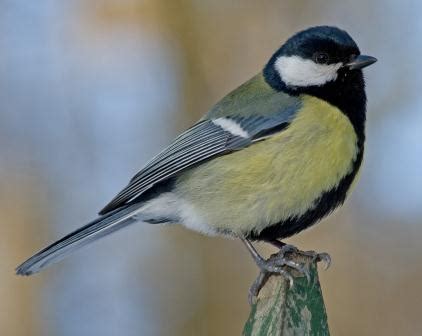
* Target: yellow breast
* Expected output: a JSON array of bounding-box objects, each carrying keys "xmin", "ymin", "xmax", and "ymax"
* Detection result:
[{"xmin": 176, "ymin": 95, "xmax": 359, "ymax": 235}]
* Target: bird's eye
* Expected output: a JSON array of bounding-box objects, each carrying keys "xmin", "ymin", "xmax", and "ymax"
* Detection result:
[{"xmin": 314, "ymin": 52, "xmax": 329, "ymax": 64}]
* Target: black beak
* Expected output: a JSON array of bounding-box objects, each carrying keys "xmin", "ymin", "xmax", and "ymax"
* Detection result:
[{"xmin": 345, "ymin": 55, "xmax": 377, "ymax": 70}]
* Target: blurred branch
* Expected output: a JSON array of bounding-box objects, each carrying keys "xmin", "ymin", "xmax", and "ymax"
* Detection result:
[{"xmin": 243, "ymin": 254, "xmax": 330, "ymax": 336}]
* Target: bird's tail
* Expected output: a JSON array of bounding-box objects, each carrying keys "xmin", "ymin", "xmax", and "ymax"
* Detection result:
[{"xmin": 16, "ymin": 203, "xmax": 143, "ymax": 276}]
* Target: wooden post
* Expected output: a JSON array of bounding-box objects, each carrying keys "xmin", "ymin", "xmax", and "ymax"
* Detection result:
[{"xmin": 243, "ymin": 253, "xmax": 330, "ymax": 336}]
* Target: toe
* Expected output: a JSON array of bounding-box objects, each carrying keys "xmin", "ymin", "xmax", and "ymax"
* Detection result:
[{"xmin": 317, "ymin": 252, "xmax": 332, "ymax": 270}]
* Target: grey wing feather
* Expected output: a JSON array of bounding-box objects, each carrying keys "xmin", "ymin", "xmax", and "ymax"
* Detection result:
[
  {"xmin": 15, "ymin": 120, "xmax": 251, "ymax": 275},
  {"xmin": 99, "ymin": 120, "xmax": 250, "ymax": 215},
  {"xmin": 99, "ymin": 106, "xmax": 299, "ymax": 215},
  {"xmin": 16, "ymin": 79, "xmax": 302, "ymax": 275},
  {"xmin": 16, "ymin": 203, "xmax": 142, "ymax": 275},
  {"xmin": 230, "ymin": 103, "xmax": 299, "ymax": 140}
]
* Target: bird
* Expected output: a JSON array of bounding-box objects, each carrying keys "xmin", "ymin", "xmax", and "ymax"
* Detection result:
[{"xmin": 16, "ymin": 26, "xmax": 376, "ymax": 297}]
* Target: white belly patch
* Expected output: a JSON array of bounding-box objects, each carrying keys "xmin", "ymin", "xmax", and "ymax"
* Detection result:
[{"xmin": 139, "ymin": 192, "xmax": 218, "ymax": 235}]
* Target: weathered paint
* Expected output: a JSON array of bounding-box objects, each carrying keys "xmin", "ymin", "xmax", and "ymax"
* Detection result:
[{"xmin": 243, "ymin": 255, "xmax": 329, "ymax": 336}]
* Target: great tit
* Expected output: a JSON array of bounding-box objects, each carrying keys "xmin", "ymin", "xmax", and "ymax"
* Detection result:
[{"xmin": 16, "ymin": 26, "xmax": 376, "ymax": 282}]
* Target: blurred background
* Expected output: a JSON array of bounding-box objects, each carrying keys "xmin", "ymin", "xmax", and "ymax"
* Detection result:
[{"xmin": 1, "ymin": 0, "xmax": 421, "ymax": 335}]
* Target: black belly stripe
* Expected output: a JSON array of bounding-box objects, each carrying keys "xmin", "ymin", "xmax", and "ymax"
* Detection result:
[
  {"xmin": 259, "ymin": 62, "xmax": 367, "ymax": 241},
  {"xmin": 250, "ymin": 146, "xmax": 364, "ymax": 241}
]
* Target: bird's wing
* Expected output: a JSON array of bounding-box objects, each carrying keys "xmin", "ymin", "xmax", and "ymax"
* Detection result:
[{"xmin": 99, "ymin": 75, "xmax": 301, "ymax": 215}]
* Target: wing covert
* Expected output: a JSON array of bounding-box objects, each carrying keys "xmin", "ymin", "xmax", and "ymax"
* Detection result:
[
  {"xmin": 99, "ymin": 75, "xmax": 302, "ymax": 215},
  {"xmin": 99, "ymin": 120, "xmax": 250, "ymax": 215}
]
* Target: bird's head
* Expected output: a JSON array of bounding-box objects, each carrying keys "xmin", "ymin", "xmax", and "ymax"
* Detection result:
[{"xmin": 264, "ymin": 26, "xmax": 377, "ymax": 96}]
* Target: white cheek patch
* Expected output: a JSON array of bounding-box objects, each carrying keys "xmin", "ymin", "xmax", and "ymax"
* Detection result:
[
  {"xmin": 212, "ymin": 117, "xmax": 249, "ymax": 138},
  {"xmin": 275, "ymin": 55, "xmax": 343, "ymax": 87}
]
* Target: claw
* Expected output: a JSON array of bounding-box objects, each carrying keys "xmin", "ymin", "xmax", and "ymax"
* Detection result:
[
  {"xmin": 279, "ymin": 268, "xmax": 294, "ymax": 288},
  {"xmin": 279, "ymin": 258, "xmax": 301, "ymax": 271},
  {"xmin": 317, "ymin": 252, "xmax": 332, "ymax": 270},
  {"xmin": 293, "ymin": 249, "xmax": 332, "ymax": 271},
  {"xmin": 248, "ymin": 272, "xmax": 269, "ymax": 305},
  {"xmin": 281, "ymin": 260, "xmax": 310, "ymax": 282}
]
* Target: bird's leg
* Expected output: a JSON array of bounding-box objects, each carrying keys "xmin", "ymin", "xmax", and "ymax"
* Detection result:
[
  {"xmin": 266, "ymin": 239, "xmax": 286, "ymax": 249},
  {"xmin": 241, "ymin": 238, "xmax": 331, "ymax": 305}
]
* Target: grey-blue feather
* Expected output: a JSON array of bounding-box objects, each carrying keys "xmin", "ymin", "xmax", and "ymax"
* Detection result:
[
  {"xmin": 16, "ymin": 74, "xmax": 302, "ymax": 275},
  {"xmin": 100, "ymin": 74, "xmax": 301, "ymax": 215},
  {"xmin": 16, "ymin": 203, "xmax": 144, "ymax": 275}
]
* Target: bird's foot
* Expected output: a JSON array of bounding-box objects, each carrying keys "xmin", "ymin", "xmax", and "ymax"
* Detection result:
[
  {"xmin": 242, "ymin": 239, "xmax": 331, "ymax": 305},
  {"xmin": 293, "ymin": 248, "xmax": 332, "ymax": 270},
  {"xmin": 266, "ymin": 240, "xmax": 331, "ymax": 270}
]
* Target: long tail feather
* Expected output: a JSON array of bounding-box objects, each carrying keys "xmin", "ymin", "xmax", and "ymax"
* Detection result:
[{"xmin": 16, "ymin": 204, "xmax": 142, "ymax": 276}]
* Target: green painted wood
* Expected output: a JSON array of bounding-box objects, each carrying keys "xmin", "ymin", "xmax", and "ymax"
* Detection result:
[{"xmin": 243, "ymin": 254, "xmax": 330, "ymax": 336}]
